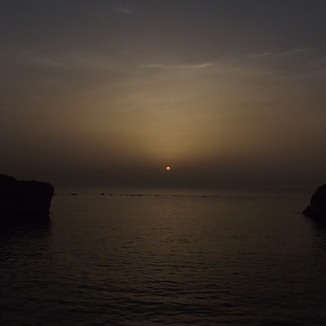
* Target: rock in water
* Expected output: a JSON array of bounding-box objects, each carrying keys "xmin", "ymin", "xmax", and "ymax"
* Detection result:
[
  {"xmin": 303, "ymin": 184, "xmax": 326, "ymax": 218},
  {"xmin": 0, "ymin": 174, "xmax": 54, "ymax": 221}
]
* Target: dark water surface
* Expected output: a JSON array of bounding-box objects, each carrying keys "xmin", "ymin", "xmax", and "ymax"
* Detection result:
[{"xmin": 1, "ymin": 188, "xmax": 326, "ymax": 325}]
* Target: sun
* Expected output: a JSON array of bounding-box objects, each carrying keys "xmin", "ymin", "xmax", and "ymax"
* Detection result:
[{"xmin": 165, "ymin": 166, "xmax": 171, "ymax": 171}]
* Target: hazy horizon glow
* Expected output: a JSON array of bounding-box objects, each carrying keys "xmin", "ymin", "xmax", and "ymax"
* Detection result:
[{"xmin": 1, "ymin": 1, "xmax": 326, "ymax": 189}]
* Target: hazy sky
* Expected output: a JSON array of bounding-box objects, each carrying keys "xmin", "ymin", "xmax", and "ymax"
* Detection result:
[{"xmin": 1, "ymin": 0, "xmax": 326, "ymax": 189}]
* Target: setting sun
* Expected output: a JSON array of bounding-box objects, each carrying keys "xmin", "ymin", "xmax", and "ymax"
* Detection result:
[{"xmin": 166, "ymin": 166, "xmax": 171, "ymax": 171}]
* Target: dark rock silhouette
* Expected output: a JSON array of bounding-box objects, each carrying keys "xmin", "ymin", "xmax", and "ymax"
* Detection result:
[
  {"xmin": 0, "ymin": 174, "xmax": 54, "ymax": 223},
  {"xmin": 303, "ymin": 184, "xmax": 326, "ymax": 218}
]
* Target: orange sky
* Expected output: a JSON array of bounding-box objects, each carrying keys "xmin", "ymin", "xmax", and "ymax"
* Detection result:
[{"xmin": 1, "ymin": 1, "xmax": 326, "ymax": 189}]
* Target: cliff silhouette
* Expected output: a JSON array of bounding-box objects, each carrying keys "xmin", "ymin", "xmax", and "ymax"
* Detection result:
[
  {"xmin": 0, "ymin": 174, "xmax": 54, "ymax": 224},
  {"xmin": 303, "ymin": 184, "xmax": 326, "ymax": 218}
]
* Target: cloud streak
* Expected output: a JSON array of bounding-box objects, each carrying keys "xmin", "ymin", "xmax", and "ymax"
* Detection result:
[
  {"xmin": 248, "ymin": 48, "xmax": 311, "ymax": 59},
  {"xmin": 139, "ymin": 63, "xmax": 214, "ymax": 69}
]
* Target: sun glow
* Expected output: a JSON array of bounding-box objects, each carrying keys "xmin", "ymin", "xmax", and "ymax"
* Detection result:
[{"xmin": 166, "ymin": 166, "xmax": 171, "ymax": 171}]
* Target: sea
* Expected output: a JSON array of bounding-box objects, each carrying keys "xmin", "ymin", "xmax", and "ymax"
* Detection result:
[{"xmin": 1, "ymin": 187, "xmax": 326, "ymax": 326}]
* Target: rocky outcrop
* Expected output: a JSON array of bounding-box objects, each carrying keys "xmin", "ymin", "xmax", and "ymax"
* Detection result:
[
  {"xmin": 303, "ymin": 184, "xmax": 326, "ymax": 218},
  {"xmin": 0, "ymin": 174, "xmax": 54, "ymax": 221}
]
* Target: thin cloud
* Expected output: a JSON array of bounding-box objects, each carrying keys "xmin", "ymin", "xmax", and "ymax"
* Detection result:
[
  {"xmin": 249, "ymin": 48, "xmax": 311, "ymax": 58},
  {"xmin": 3, "ymin": 46, "xmax": 70, "ymax": 69},
  {"xmin": 139, "ymin": 63, "xmax": 214, "ymax": 69},
  {"xmin": 116, "ymin": 7, "xmax": 132, "ymax": 15}
]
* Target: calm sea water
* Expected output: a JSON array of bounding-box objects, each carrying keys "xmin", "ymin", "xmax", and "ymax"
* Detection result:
[{"xmin": 1, "ymin": 188, "xmax": 326, "ymax": 326}]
